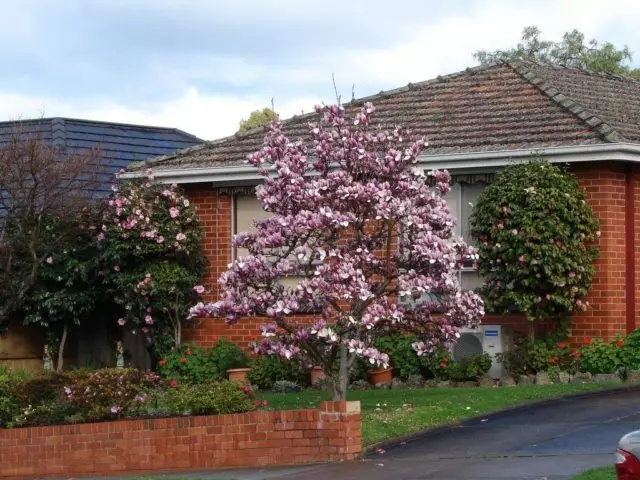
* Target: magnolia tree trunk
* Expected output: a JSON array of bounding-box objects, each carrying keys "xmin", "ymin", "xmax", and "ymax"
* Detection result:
[{"xmin": 329, "ymin": 345, "xmax": 350, "ymax": 401}]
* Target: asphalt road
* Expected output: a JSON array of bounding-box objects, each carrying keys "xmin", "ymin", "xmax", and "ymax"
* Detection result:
[{"xmin": 269, "ymin": 388, "xmax": 640, "ymax": 480}]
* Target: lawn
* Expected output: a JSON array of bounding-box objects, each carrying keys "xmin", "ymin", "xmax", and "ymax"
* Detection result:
[
  {"xmin": 260, "ymin": 383, "xmax": 620, "ymax": 446},
  {"xmin": 570, "ymin": 466, "xmax": 616, "ymax": 479}
]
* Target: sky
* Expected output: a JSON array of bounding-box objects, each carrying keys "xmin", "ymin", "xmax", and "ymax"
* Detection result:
[{"xmin": 2, "ymin": 0, "xmax": 640, "ymax": 140}]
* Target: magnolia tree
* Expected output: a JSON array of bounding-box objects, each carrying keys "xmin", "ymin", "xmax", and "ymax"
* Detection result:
[{"xmin": 190, "ymin": 103, "xmax": 484, "ymax": 400}]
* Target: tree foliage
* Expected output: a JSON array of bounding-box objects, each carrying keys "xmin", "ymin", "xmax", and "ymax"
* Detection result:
[
  {"xmin": 0, "ymin": 132, "xmax": 102, "ymax": 329},
  {"xmin": 190, "ymin": 103, "xmax": 484, "ymax": 400},
  {"xmin": 475, "ymin": 26, "xmax": 640, "ymax": 77},
  {"xmin": 97, "ymin": 172, "xmax": 207, "ymax": 359},
  {"xmin": 469, "ymin": 161, "xmax": 600, "ymax": 329},
  {"xmin": 238, "ymin": 108, "xmax": 278, "ymax": 133}
]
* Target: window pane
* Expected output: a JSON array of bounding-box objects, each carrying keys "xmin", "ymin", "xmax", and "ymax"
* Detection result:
[
  {"xmin": 461, "ymin": 183, "xmax": 486, "ymax": 246},
  {"xmin": 461, "ymin": 270, "xmax": 484, "ymax": 292},
  {"xmin": 235, "ymin": 195, "xmax": 270, "ymax": 258}
]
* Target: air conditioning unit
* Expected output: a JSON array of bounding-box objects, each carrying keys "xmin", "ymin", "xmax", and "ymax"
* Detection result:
[{"xmin": 451, "ymin": 325, "xmax": 504, "ymax": 379}]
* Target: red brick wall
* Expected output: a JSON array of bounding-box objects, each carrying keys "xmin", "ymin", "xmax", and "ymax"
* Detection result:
[
  {"xmin": 0, "ymin": 401, "xmax": 361, "ymax": 479},
  {"xmin": 571, "ymin": 163, "xmax": 627, "ymax": 342}
]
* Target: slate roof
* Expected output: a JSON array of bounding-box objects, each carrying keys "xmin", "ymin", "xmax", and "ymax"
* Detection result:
[
  {"xmin": 0, "ymin": 118, "xmax": 202, "ymax": 194},
  {"xmin": 132, "ymin": 60, "xmax": 640, "ymax": 172}
]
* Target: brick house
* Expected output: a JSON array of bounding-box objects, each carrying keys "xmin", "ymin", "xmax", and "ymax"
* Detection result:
[
  {"xmin": 0, "ymin": 118, "xmax": 202, "ymax": 370},
  {"xmin": 127, "ymin": 60, "xmax": 640, "ymax": 347}
]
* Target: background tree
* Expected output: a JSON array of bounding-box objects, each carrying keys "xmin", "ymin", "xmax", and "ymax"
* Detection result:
[
  {"xmin": 475, "ymin": 26, "xmax": 640, "ymax": 76},
  {"xmin": 190, "ymin": 103, "xmax": 484, "ymax": 401},
  {"xmin": 0, "ymin": 131, "xmax": 101, "ymax": 330},
  {"xmin": 238, "ymin": 107, "xmax": 278, "ymax": 133},
  {"xmin": 21, "ymin": 212, "xmax": 98, "ymax": 371},
  {"xmin": 469, "ymin": 161, "xmax": 600, "ymax": 339}
]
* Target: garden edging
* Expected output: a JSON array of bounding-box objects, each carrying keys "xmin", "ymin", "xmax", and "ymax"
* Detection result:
[
  {"xmin": 363, "ymin": 384, "xmax": 640, "ymax": 455},
  {"xmin": 0, "ymin": 401, "xmax": 361, "ymax": 479}
]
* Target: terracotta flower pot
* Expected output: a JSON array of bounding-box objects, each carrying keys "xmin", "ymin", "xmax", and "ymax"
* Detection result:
[
  {"xmin": 227, "ymin": 368, "xmax": 251, "ymax": 383},
  {"xmin": 369, "ymin": 367, "xmax": 393, "ymax": 386},
  {"xmin": 311, "ymin": 366, "xmax": 326, "ymax": 384}
]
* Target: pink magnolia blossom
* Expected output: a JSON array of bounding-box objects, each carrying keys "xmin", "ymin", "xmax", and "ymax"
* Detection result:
[
  {"xmin": 188, "ymin": 102, "xmax": 484, "ymax": 400},
  {"xmin": 193, "ymin": 285, "xmax": 205, "ymax": 294}
]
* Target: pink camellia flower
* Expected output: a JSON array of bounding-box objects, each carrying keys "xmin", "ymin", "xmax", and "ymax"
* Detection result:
[
  {"xmin": 46, "ymin": 256, "xmax": 53, "ymax": 264},
  {"xmin": 183, "ymin": 199, "xmax": 190, "ymax": 207},
  {"xmin": 511, "ymin": 229, "xmax": 518, "ymax": 235},
  {"xmin": 518, "ymin": 255, "xmax": 526, "ymax": 264},
  {"xmin": 176, "ymin": 232, "xmax": 186, "ymax": 241},
  {"xmin": 501, "ymin": 206, "xmax": 508, "ymax": 213},
  {"xmin": 117, "ymin": 318, "xmax": 126, "ymax": 326},
  {"xmin": 145, "ymin": 315, "xmax": 154, "ymax": 325},
  {"xmin": 568, "ymin": 272, "xmax": 576, "ymax": 278},
  {"xmin": 156, "ymin": 236, "xmax": 165, "ymax": 244},
  {"xmin": 596, "ymin": 230, "xmax": 601, "ymax": 237},
  {"xmin": 169, "ymin": 207, "xmax": 180, "ymax": 218},
  {"xmin": 169, "ymin": 379, "xmax": 179, "ymax": 388},
  {"xmin": 193, "ymin": 285, "xmax": 206, "ymax": 294},
  {"xmin": 113, "ymin": 265, "xmax": 120, "ymax": 272}
]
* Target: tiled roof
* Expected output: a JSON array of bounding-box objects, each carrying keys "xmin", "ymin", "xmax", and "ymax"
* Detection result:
[
  {"xmin": 0, "ymin": 118, "xmax": 202, "ymax": 194},
  {"xmin": 132, "ymin": 61, "xmax": 640, "ymax": 171}
]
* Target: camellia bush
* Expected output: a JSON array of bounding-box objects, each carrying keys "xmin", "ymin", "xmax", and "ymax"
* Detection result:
[
  {"xmin": 189, "ymin": 102, "xmax": 484, "ymax": 401},
  {"xmin": 469, "ymin": 161, "xmax": 600, "ymax": 334},
  {"xmin": 97, "ymin": 172, "xmax": 207, "ymax": 358}
]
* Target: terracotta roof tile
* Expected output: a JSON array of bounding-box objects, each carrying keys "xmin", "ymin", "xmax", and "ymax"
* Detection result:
[{"xmin": 134, "ymin": 62, "xmax": 640, "ymax": 171}]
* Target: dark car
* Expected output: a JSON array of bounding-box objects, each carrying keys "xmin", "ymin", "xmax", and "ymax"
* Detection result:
[{"xmin": 616, "ymin": 431, "xmax": 640, "ymax": 479}]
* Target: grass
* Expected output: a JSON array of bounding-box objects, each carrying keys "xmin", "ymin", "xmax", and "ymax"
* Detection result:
[
  {"xmin": 259, "ymin": 382, "xmax": 620, "ymax": 446},
  {"xmin": 570, "ymin": 466, "xmax": 616, "ymax": 479}
]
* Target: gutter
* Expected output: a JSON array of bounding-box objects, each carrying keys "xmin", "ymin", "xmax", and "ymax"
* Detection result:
[{"xmin": 119, "ymin": 142, "xmax": 640, "ymax": 185}]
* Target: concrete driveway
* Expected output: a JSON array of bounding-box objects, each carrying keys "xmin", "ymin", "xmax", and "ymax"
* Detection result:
[{"xmin": 268, "ymin": 387, "xmax": 640, "ymax": 480}]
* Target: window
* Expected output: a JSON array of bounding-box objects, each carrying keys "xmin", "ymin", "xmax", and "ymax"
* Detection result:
[
  {"xmin": 444, "ymin": 182, "xmax": 487, "ymax": 292},
  {"xmin": 233, "ymin": 193, "xmax": 303, "ymax": 289},
  {"xmin": 233, "ymin": 194, "xmax": 270, "ymax": 259}
]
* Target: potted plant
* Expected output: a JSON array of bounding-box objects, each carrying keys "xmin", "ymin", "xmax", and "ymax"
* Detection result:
[
  {"xmin": 209, "ymin": 338, "xmax": 252, "ymax": 383},
  {"xmin": 311, "ymin": 366, "xmax": 326, "ymax": 384},
  {"xmin": 369, "ymin": 367, "xmax": 393, "ymax": 386}
]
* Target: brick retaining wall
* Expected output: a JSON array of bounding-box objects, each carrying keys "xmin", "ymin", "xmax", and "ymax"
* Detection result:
[{"xmin": 0, "ymin": 401, "xmax": 361, "ymax": 479}]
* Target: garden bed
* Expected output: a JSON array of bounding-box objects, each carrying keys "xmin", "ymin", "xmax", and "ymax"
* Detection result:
[{"xmin": 0, "ymin": 401, "xmax": 361, "ymax": 479}]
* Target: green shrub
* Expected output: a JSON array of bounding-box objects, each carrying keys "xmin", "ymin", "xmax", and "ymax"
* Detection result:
[
  {"xmin": 0, "ymin": 372, "xmax": 20, "ymax": 427},
  {"xmin": 374, "ymin": 334, "xmax": 431, "ymax": 380},
  {"xmin": 209, "ymin": 338, "xmax": 251, "ymax": 374},
  {"xmin": 617, "ymin": 330, "xmax": 640, "ymax": 374},
  {"xmin": 63, "ymin": 368, "xmax": 160, "ymax": 421},
  {"xmin": 247, "ymin": 355, "xmax": 309, "ymax": 390},
  {"xmin": 16, "ymin": 373, "xmax": 71, "ymax": 407},
  {"xmin": 578, "ymin": 338, "xmax": 619, "ymax": 374},
  {"xmin": 167, "ymin": 380, "xmax": 256, "ymax": 415},
  {"xmin": 497, "ymin": 334, "xmax": 574, "ymax": 376},
  {"xmin": 158, "ymin": 343, "xmax": 220, "ymax": 383},
  {"xmin": 349, "ymin": 357, "xmax": 371, "ymax": 383},
  {"xmin": 438, "ymin": 353, "xmax": 492, "ymax": 381}
]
